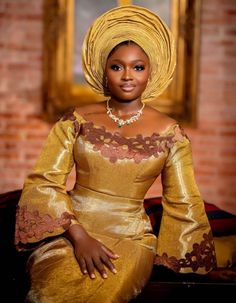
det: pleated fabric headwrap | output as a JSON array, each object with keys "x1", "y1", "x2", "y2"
[{"x1": 82, "y1": 5, "x2": 176, "y2": 102}]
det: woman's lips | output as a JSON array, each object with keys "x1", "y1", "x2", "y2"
[{"x1": 120, "y1": 84, "x2": 135, "y2": 92}]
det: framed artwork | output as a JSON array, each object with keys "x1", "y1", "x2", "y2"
[{"x1": 43, "y1": 0, "x2": 201, "y2": 125}]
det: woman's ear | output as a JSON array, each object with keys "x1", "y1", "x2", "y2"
[
  {"x1": 105, "y1": 77, "x2": 108, "y2": 88},
  {"x1": 103, "y1": 75, "x2": 110, "y2": 96},
  {"x1": 102, "y1": 75, "x2": 108, "y2": 88}
]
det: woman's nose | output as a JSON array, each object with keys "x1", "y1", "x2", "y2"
[{"x1": 122, "y1": 68, "x2": 133, "y2": 80}]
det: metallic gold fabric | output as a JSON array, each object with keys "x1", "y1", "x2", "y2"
[
  {"x1": 16, "y1": 111, "x2": 216, "y2": 302},
  {"x1": 82, "y1": 5, "x2": 176, "y2": 102}
]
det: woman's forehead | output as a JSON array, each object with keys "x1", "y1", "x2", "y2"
[{"x1": 107, "y1": 42, "x2": 149, "y2": 60}]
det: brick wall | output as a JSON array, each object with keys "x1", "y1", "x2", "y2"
[
  {"x1": 0, "y1": 0, "x2": 51, "y2": 191},
  {"x1": 0, "y1": 0, "x2": 236, "y2": 214},
  {"x1": 190, "y1": 0, "x2": 236, "y2": 214}
]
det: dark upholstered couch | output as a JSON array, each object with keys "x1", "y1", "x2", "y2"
[{"x1": 1, "y1": 189, "x2": 236, "y2": 303}]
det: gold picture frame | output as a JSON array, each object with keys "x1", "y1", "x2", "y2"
[{"x1": 43, "y1": 0, "x2": 201, "y2": 125}]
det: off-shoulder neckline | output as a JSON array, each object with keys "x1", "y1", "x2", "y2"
[{"x1": 72, "y1": 110, "x2": 180, "y2": 139}]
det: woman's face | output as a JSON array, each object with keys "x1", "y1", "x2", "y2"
[{"x1": 105, "y1": 43, "x2": 150, "y2": 102}]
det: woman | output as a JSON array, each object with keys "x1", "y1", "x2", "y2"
[{"x1": 15, "y1": 5, "x2": 216, "y2": 302}]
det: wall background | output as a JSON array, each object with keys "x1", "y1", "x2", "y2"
[{"x1": 0, "y1": 0, "x2": 236, "y2": 214}]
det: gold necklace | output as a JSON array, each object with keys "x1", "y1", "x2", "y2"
[{"x1": 106, "y1": 99, "x2": 145, "y2": 128}]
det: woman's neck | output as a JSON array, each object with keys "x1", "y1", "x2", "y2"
[{"x1": 108, "y1": 98, "x2": 143, "y2": 116}]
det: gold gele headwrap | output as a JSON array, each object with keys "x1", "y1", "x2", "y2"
[{"x1": 82, "y1": 5, "x2": 176, "y2": 102}]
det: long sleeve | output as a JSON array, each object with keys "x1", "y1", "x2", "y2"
[
  {"x1": 15, "y1": 115, "x2": 80, "y2": 249},
  {"x1": 155, "y1": 126, "x2": 217, "y2": 274}
]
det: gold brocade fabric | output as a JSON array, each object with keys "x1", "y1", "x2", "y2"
[{"x1": 15, "y1": 111, "x2": 216, "y2": 302}]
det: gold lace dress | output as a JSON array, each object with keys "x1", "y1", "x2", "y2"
[{"x1": 15, "y1": 110, "x2": 216, "y2": 303}]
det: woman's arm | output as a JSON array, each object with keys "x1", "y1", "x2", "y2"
[
  {"x1": 15, "y1": 116, "x2": 79, "y2": 246},
  {"x1": 15, "y1": 112, "x2": 119, "y2": 279},
  {"x1": 156, "y1": 125, "x2": 217, "y2": 274}
]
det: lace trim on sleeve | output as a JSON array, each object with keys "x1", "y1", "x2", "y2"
[
  {"x1": 15, "y1": 205, "x2": 76, "y2": 245},
  {"x1": 155, "y1": 231, "x2": 217, "y2": 272}
]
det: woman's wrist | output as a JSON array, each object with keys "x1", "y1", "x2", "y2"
[{"x1": 65, "y1": 223, "x2": 88, "y2": 243}]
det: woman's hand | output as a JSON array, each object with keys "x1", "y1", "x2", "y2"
[{"x1": 65, "y1": 224, "x2": 119, "y2": 279}]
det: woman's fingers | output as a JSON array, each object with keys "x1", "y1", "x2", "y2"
[
  {"x1": 77, "y1": 254, "x2": 96, "y2": 279},
  {"x1": 79, "y1": 253, "x2": 117, "y2": 279},
  {"x1": 98, "y1": 243, "x2": 119, "y2": 274},
  {"x1": 93, "y1": 255, "x2": 108, "y2": 279},
  {"x1": 77, "y1": 256, "x2": 88, "y2": 275},
  {"x1": 100, "y1": 254, "x2": 117, "y2": 274},
  {"x1": 84, "y1": 257, "x2": 96, "y2": 279},
  {"x1": 74, "y1": 238, "x2": 119, "y2": 279},
  {"x1": 101, "y1": 244, "x2": 119, "y2": 259},
  {"x1": 92, "y1": 253, "x2": 117, "y2": 278}
]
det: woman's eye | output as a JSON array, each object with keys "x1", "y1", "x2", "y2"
[
  {"x1": 134, "y1": 65, "x2": 145, "y2": 71},
  {"x1": 111, "y1": 65, "x2": 122, "y2": 71}
]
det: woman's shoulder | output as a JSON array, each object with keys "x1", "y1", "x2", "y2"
[
  {"x1": 144, "y1": 106, "x2": 178, "y2": 135},
  {"x1": 74, "y1": 102, "x2": 105, "y2": 117},
  {"x1": 143, "y1": 106, "x2": 189, "y2": 144},
  {"x1": 59, "y1": 102, "x2": 106, "y2": 125},
  {"x1": 57, "y1": 103, "x2": 102, "y2": 135}
]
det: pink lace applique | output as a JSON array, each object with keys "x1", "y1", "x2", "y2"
[
  {"x1": 155, "y1": 231, "x2": 217, "y2": 272},
  {"x1": 172, "y1": 124, "x2": 186, "y2": 142},
  {"x1": 80, "y1": 122, "x2": 187, "y2": 163},
  {"x1": 15, "y1": 205, "x2": 76, "y2": 244},
  {"x1": 61, "y1": 109, "x2": 80, "y2": 135}
]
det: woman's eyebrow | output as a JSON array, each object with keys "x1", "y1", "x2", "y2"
[{"x1": 109, "y1": 59, "x2": 146, "y2": 63}]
